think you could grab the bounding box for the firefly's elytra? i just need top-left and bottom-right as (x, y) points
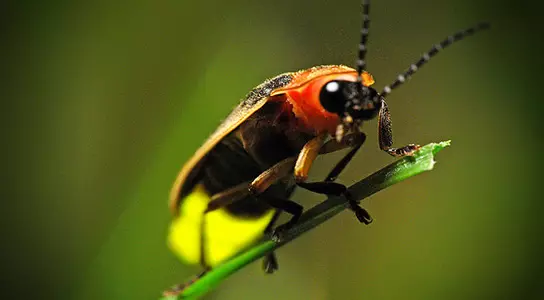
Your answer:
(165, 0), (488, 295)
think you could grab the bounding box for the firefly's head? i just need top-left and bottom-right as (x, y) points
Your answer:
(319, 78), (381, 122)
(273, 1), (488, 142)
(321, 0), (489, 141)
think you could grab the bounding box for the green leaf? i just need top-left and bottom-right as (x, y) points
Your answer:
(162, 140), (451, 299)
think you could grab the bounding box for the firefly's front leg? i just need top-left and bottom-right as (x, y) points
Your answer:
(378, 99), (420, 156)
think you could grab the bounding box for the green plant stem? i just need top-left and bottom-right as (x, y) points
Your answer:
(162, 140), (451, 300)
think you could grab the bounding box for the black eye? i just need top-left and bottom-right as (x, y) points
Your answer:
(319, 81), (347, 114)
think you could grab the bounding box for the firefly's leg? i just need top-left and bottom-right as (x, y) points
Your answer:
(321, 132), (366, 182)
(256, 195), (302, 274)
(162, 269), (210, 297)
(198, 181), (257, 269)
(262, 211), (281, 273)
(378, 99), (420, 156)
(262, 251), (279, 274)
(204, 157), (301, 274)
(251, 133), (367, 191)
(250, 158), (302, 274)
(202, 156), (296, 213)
(295, 132), (366, 181)
(205, 181), (252, 212)
(294, 133), (372, 224)
(296, 181), (372, 224)
(247, 157), (303, 232)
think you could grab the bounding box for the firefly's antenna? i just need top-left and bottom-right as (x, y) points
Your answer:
(380, 22), (490, 98)
(356, 0), (371, 78)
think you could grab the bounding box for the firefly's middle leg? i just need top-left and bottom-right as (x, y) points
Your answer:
(294, 132), (373, 224)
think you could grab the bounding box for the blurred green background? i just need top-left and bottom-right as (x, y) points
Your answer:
(4, 0), (543, 299)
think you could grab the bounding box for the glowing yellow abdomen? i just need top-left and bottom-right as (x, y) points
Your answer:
(168, 185), (275, 267)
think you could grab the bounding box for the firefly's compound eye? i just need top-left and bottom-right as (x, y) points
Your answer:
(319, 81), (347, 114)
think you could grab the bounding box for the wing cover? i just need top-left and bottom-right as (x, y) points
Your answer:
(169, 73), (294, 213)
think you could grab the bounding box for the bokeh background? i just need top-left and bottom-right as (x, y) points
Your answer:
(4, 0), (543, 299)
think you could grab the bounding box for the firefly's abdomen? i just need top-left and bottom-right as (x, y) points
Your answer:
(168, 101), (314, 266)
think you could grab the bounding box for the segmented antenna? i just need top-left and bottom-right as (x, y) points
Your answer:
(356, 0), (371, 76)
(380, 22), (490, 97)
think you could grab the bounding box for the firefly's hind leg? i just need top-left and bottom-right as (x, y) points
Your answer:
(247, 158), (305, 273)
(262, 211), (281, 273)
(164, 185), (245, 297)
(258, 194), (303, 270)
(378, 99), (420, 156)
(262, 251), (279, 274)
(247, 158), (306, 263)
(246, 157), (304, 230)
(203, 157), (302, 274)
(199, 182), (254, 269)
(162, 268), (210, 297)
